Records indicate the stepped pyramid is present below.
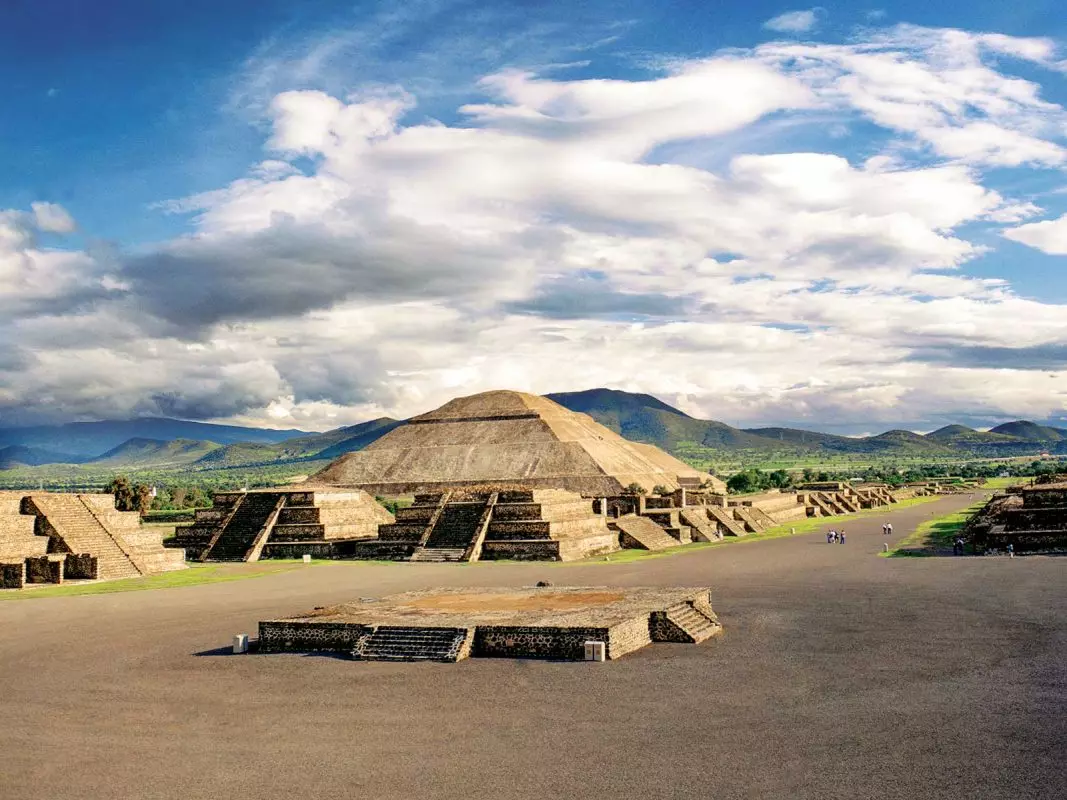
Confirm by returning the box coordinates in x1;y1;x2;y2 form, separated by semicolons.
309;390;707;497
171;488;394;562
1;492;185;588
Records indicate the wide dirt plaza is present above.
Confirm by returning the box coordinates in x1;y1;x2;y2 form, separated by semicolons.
2;492;1064;800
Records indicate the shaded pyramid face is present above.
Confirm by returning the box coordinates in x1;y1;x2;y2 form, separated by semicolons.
309;390;708;496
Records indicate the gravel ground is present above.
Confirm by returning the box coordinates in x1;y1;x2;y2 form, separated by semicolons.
1;492;1064;800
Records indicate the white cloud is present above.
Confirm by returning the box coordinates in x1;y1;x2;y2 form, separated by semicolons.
763;9;821;34
1003;213;1067;255
2;22;1067;431
30;202;76;234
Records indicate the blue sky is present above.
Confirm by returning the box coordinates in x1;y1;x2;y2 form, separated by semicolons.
2;0;1066;432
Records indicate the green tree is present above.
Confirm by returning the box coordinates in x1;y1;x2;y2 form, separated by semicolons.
106;475;136;511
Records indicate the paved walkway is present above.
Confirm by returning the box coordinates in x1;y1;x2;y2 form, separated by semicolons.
1;493;1064;800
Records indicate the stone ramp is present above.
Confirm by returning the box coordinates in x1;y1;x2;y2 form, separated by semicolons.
679;508;721;543
614;514;679;551
353;626;473;662
202;493;281;562
26;494;141;580
705;505;748;537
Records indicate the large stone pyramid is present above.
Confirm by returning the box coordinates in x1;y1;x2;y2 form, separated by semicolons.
309;390;709;496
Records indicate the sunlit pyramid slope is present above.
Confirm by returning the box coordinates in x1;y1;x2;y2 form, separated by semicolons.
308;390;707;496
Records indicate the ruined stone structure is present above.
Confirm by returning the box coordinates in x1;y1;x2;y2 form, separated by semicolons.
309;390;714;496
259;586;722;662
967;480;1067;553
352;488;617;563
0;492;184;589
167;488;394;562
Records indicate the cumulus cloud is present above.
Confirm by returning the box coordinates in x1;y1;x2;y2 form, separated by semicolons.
2;21;1067;431
763;9;821;34
31;202;77;234
1003;213;1067;255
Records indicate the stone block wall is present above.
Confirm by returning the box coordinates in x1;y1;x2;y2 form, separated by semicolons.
63;554;98;580
258;620;373;653
1;562;25;589
25;556;63;584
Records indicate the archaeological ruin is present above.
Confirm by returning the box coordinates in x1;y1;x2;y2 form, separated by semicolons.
172;390;915;565
259;586;723;662
0;491;185;589
966;476;1067;554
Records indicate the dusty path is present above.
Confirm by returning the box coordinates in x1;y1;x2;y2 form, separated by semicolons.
1;493;1064;800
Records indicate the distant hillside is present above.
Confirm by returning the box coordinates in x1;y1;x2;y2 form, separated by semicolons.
0;417;310;458
315;418;404;459
549;388;1067;459
990;421;1066;442
88;438;222;467
0;445;86;469
547;389;774;452
2;390;1065;475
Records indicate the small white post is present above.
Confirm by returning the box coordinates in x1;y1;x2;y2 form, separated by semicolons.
302;554;311;564
883;542;889;553
233;634;249;654
791;527;796;535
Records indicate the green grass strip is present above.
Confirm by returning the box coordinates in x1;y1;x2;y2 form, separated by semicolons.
0;560;335;600
882;499;988;557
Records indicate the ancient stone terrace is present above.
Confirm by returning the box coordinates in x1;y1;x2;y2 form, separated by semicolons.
0;492;185;589
371;489;618;562
259;586;722;661
968;481;1067;553
168;488;394;562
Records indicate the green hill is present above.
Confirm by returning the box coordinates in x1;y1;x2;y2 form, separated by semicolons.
88;438;222;467
990;421;1066;442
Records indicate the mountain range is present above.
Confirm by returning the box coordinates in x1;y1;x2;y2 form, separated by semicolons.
0;389;1064;472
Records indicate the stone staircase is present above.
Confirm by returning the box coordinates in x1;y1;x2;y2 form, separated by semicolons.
731;506;767;534
705;505;748;537
679;508;722;542
202;492;281;562
353;626;472;662
744;506;777;529
27;494;141;580
410;547;467;563
613;514;679;551
664;602;721;643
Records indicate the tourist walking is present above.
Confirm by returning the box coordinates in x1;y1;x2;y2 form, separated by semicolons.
1007;543;1015;559
839;531;846;544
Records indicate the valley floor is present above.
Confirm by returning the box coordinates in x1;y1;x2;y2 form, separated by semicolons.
1;493;1064;800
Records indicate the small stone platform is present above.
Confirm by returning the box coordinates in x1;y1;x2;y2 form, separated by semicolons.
259;586;722;661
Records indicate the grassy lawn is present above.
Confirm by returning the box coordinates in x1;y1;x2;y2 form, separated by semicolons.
883;500;988;557
0;560;333;600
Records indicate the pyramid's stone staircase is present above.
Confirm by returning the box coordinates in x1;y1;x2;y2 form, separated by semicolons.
731;506;768;534
679;508;722;542
173;489;393;562
705;505;748;537
353;626;473;662
201;492;282;561
25;494;142;580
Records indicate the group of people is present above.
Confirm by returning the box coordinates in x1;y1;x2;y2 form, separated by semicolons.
826;529;846;544
881;523;894;536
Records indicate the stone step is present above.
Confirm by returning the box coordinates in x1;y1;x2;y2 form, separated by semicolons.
705;505;748;537
354;626;470;662
665;604;720;643
410;547;467;562
613;515;679;551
